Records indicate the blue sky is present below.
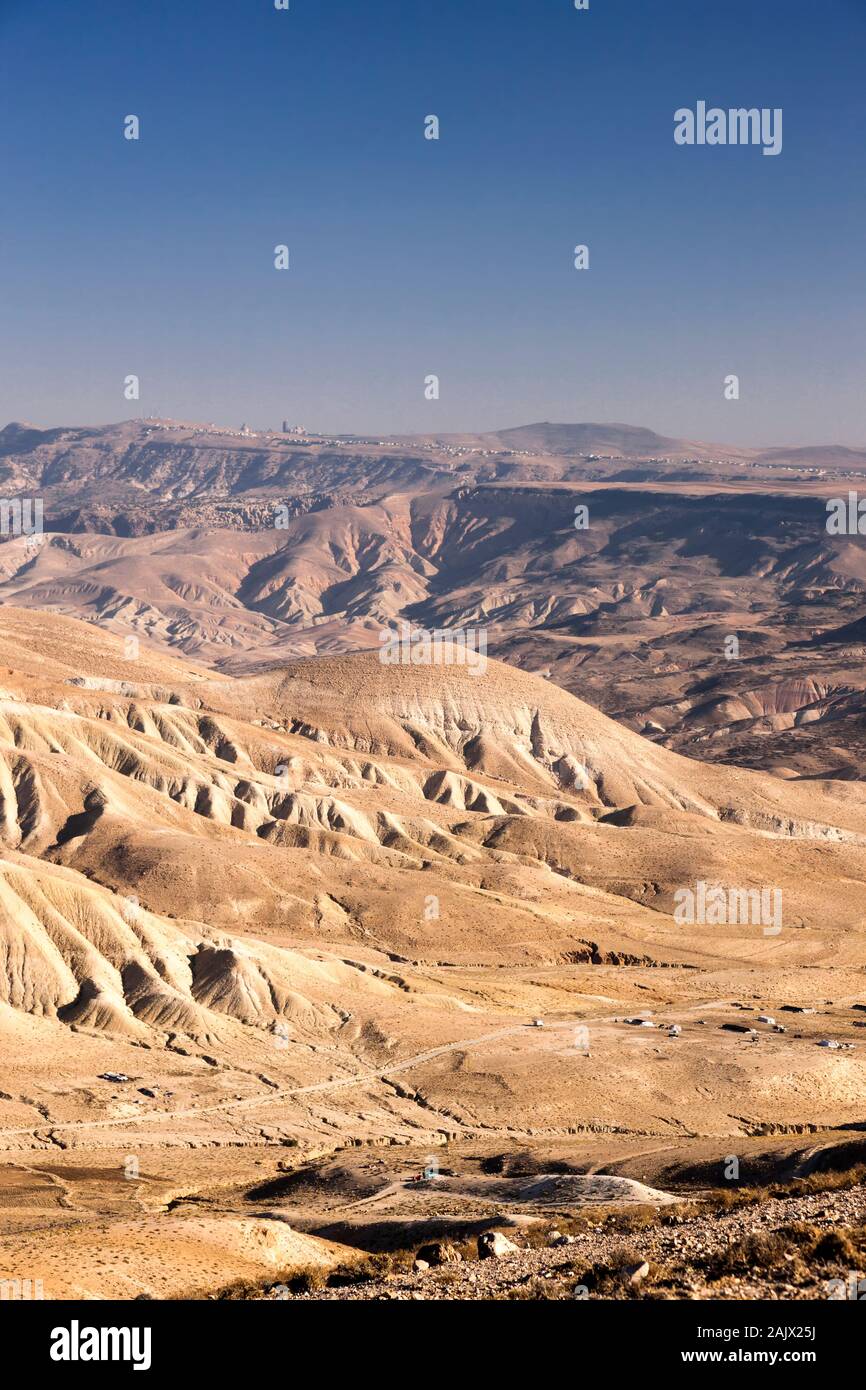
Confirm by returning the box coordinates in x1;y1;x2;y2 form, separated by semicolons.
1;0;864;443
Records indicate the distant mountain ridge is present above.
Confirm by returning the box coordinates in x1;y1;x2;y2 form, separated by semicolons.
484;421;716;458
4;418;866;484
3;415;866;784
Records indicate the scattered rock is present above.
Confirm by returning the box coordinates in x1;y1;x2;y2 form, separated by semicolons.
478;1231;519;1260
416;1242;462;1267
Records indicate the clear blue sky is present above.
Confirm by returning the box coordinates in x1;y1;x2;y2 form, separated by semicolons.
1;0;864;444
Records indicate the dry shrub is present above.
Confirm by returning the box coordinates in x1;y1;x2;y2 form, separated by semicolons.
708;1230;789;1277
811;1229;860;1264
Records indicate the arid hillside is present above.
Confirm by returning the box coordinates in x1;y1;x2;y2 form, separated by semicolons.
0;607;865;1294
2;421;866;1300
4;419;866;777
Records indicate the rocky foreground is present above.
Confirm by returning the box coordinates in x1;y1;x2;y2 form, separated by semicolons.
269;1185;866;1302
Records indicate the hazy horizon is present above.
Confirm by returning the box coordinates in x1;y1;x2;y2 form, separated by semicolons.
5;412;866;452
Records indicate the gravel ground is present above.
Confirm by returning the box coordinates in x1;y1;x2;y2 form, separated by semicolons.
277;1187;866;1301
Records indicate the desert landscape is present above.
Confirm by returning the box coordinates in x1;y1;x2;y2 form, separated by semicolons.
2;0;862;1360
1;419;866;1303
